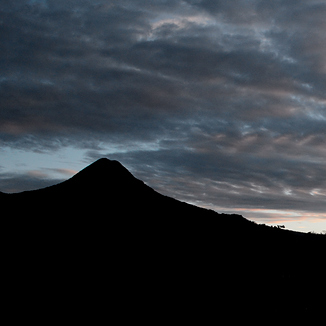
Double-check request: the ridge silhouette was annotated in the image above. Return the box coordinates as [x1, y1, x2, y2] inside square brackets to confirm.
[2, 158, 324, 320]
[67, 158, 141, 187]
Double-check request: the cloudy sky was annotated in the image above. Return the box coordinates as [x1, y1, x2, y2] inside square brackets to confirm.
[1, 0, 326, 232]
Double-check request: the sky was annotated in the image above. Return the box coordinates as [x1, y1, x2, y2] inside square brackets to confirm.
[1, 0, 326, 233]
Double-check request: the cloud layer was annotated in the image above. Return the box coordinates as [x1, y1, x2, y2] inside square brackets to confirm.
[1, 1, 326, 224]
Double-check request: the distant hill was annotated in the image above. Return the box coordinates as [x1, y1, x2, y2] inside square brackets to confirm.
[1, 158, 324, 321]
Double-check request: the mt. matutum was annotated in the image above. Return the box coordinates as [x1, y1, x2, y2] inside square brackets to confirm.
[1, 158, 324, 320]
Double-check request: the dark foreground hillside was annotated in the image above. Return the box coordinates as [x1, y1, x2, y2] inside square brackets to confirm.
[1, 158, 324, 322]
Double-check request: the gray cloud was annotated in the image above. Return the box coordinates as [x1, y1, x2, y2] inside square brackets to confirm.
[0, 171, 63, 193]
[0, 1, 325, 222]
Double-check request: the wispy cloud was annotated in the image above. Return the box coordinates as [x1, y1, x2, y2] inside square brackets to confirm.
[48, 168, 77, 176]
[0, 1, 325, 229]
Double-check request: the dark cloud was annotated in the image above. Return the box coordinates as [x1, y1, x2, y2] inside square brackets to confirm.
[0, 1, 325, 223]
[85, 141, 326, 214]
[0, 171, 64, 193]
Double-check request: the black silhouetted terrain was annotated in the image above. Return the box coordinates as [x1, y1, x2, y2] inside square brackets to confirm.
[1, 158, 324, 321]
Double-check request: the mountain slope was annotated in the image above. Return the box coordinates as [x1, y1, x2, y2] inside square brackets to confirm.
[3, 158, 324, 246]
[6, 158, 248, 223]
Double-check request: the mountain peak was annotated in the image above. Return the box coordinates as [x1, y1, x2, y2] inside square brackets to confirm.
[68, 157, 142, 189]
[87, 158, 123, 171]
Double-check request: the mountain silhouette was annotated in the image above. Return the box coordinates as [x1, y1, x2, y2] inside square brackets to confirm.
[6, 158, 250, 222]
[2, 158, 324, 321]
